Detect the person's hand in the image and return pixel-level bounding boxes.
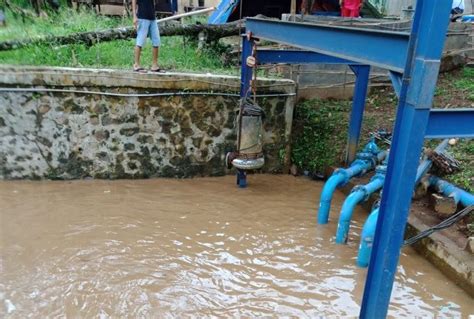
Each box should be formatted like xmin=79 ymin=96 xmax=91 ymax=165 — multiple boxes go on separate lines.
xmin=133 ymin=16 xmax=138 ymax=30
xmin=359 ymin=1 xmax=364 ymax=8
xmin=339 ymin=0 xmax=343 ymax=5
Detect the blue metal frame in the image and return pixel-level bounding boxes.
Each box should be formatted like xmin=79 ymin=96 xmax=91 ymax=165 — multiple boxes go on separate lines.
xmin=257 ymin=50 xmax=358 ymax=65
xmin=361 ymin=1 xmax=452 ymax=317
xmin=245 ymin=18 xmax=410 ymax=72
xmin=240 ymin=0 xmax=469 ymax=317
xmin=425 ymin=109 xmax=474 ymax=138
xmin=249 ymin=49 xmax=370 ymax=163
xmin=347 ymin=65 xmax=370 ymax=163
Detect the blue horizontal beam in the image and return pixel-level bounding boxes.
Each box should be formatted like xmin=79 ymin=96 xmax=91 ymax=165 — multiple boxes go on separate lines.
xmin=246 ymin=18 xmax=410 ymax=73
xmin=257 ymin=50 xmax=358 ymax=65
xmin=425 ymin=108 xmax=474 ymax=138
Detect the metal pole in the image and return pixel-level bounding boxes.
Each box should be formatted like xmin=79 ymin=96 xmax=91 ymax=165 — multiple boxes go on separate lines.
xmin=157 ymin=7 xmax=215 ymax=23
xmin=240 ymin=35 xmax=253 ymax=98
xmin=360 ymin=1 xmax=452 ymax=317
xmin=236 ymin=35 xmax=254 ymax=188
xmin=346 ymin=65 xmax=370 ymax=164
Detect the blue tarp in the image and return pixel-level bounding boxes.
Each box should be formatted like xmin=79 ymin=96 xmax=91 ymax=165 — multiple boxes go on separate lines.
xmin=208 ymin=0 xmax=240 ymax=24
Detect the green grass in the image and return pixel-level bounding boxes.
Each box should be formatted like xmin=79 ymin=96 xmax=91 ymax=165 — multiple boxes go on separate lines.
xmin=0 ymin=8 xmax=130 ymax=42
xmin=0 ymin=36 xmax=233 ymax=73
xmin=0 ymin=6 xmax=234 ymax=73
xmin=447 ymin=139 xmax=474 ymax=193
xmin=454 ymin=68 xmax=474 ymax=102
xmin=291 ymin=99 xmax=350 ymax=175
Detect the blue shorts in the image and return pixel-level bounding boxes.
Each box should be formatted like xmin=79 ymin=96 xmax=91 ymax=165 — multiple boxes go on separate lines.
xmin=136 ymin=19 xmax=160 ymax=47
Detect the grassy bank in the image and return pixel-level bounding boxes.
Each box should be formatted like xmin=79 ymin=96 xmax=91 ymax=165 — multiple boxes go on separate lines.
xmin=0 ymin=7 xmax=231 ymax=73
xmin=0 ymin=37 xmax=231 ymax=73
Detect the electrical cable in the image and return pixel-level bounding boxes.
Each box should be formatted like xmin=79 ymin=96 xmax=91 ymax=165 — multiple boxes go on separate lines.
xmin=0 ymin=87 xmax=295 ymax=98
xmin=403 ymin=205 xmax=474 ymax=246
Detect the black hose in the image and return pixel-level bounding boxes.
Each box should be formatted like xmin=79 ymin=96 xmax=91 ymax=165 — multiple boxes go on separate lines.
xmin=403 ymin=205 xmax=474 ymax=246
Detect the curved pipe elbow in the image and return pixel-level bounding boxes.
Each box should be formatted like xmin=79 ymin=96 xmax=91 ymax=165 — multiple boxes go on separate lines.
xmin=318 ymin=173 xmax=346 ymax=224
xmin=357 ymin=208 xmax=379 ymax=267
xmin=336 ymin=178 xmax=384 ymax=245
xmin=335 ymin=191 xmax=365 ymax=244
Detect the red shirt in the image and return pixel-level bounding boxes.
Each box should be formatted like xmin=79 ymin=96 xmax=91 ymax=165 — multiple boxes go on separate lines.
xmin=343 ymin=0 xmax=361 ymax=10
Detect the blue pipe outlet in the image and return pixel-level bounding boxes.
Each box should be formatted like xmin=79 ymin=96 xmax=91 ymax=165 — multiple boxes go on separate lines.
xmin=357 ymin=139 xmax=454 ymax=267
xmin=317 ymin=140 xmax=386 ymax=224
xmin=335 ymin=168 xmax=386 ymax=244
xmin=358 ymin=176 xmax=474 ymax=267
xmin=428 ymin=176 xmax=474 ymax=207
xmin=357 ymin=207 xmax=379 ymax=267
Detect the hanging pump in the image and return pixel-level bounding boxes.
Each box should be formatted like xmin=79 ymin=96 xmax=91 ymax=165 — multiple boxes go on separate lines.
xmin=230 ymin=99 xmax=265 ymax=170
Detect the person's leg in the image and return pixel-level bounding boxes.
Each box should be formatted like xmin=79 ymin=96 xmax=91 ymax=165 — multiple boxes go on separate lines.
xmin=341 ymin=7 xmax=350 ymax=17
xmin=351 ymin=8 xmax=360 ymax=17
xmin=134 ymin=19 xmax=150 ymax=70
xmin=149 ymin=19 xmax=161 ymax=70
xmin=152 ymin=47 xmax=160 ymax=69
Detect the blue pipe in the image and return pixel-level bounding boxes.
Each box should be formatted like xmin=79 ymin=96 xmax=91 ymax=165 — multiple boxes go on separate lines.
xmin=415 ymin=139 xmax=449 ymax=185
xmin=318 ymin=139 xmax=386 ymax=224
xmin=335 ymin=166 xmax=386 ymax=244
xmin=428 ymin=176 xmax=474 ymax=207
xmin=357 ymin=207 xmax=379 ymax=267
xmin=356 ymin=139 xmax=452 ymax=267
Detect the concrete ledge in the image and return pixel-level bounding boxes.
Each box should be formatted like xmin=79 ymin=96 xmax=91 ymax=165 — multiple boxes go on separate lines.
xmin=0 ymin=65 xmax=295 ymax=94
xmin=338 ymin=176 xmax=473 ymax=297
xmin=406 ymin=214 xmax=474 ymax=297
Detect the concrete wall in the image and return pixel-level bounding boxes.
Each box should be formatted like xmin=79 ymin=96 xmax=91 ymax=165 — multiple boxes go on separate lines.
xmin=0 ymin=66 xmax=295 ymax=180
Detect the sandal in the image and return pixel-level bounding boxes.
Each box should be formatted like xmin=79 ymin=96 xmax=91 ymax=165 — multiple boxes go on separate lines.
xmin=133 ymin=67 xmax=147 ymax=73
xmin=150 ymin=67 xmax=165 ymax=73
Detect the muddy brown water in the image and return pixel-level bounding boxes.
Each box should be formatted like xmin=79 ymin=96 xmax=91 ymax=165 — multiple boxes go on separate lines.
xmin=1 ymin=175 xmax=472 ymax=317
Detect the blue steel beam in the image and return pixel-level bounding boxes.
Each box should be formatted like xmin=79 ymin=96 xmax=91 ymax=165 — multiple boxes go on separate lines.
xmin=360 ymin=1 xmax=452 ymax=318
xmin=425 ymin=108 xmax=474 ymax=138
xmin=389 ymin=71 xmax=403 ymax=98
xmin=346 ymin=65 xmax=371 ymax=164
xmin=245 ymin=18 xmax=410 ymax=72
xmin=256 ymin=50 xmax=358 ymax=65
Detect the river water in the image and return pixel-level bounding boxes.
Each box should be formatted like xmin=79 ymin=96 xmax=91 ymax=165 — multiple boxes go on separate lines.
xmin=0 ymin=175 xmax=472 ymax=317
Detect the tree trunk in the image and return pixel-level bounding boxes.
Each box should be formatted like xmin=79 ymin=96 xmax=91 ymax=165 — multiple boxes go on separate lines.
xmin=0 ymin=22 xmax=242 ymax=51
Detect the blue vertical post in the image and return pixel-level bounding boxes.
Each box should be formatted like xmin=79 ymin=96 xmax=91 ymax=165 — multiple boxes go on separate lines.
xmin=240 ymin=35 xmax=253 ymax=98
xmin=360 ymin=1 xmax=452 ymax=318
xmin=236 ymin=35 xmax=254 ymax=188
xmin=346 ymin=65 xmax=370 ymax=164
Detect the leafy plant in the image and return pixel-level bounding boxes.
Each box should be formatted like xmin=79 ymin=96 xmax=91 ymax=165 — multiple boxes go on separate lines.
xmin=291 ymin=99 xmax=350 ymax=175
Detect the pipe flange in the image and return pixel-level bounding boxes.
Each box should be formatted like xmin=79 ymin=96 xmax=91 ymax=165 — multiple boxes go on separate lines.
xmin=333 ymin=168 xmax=350 ymax=186
xmin=356 ymin=152 xmax=374 ymax=161
xmin=352 ymin=185 xmax=370 ymax=201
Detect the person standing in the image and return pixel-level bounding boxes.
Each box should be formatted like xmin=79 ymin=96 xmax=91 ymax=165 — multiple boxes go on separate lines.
xmin=132 ymin=0 xmax=161 ymax=72
xmin=340 ymin=0 xmax=363 ymax=18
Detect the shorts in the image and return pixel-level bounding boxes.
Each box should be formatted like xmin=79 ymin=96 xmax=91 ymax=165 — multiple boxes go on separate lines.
xmin=136 ymin=19 xmax=161 ymax=47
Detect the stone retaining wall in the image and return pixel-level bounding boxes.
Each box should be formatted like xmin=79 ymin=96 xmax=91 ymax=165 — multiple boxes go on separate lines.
xmin=0 ymin=66 xmax=295 ymax=179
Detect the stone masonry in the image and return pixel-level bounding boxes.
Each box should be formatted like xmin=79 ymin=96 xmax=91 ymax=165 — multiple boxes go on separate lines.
xmin=0 ymin=66 xmax=295 ymax=179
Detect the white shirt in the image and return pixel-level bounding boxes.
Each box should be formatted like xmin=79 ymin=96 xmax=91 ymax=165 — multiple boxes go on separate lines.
xmin=452 ymin=0 xmax=465 ymax=10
